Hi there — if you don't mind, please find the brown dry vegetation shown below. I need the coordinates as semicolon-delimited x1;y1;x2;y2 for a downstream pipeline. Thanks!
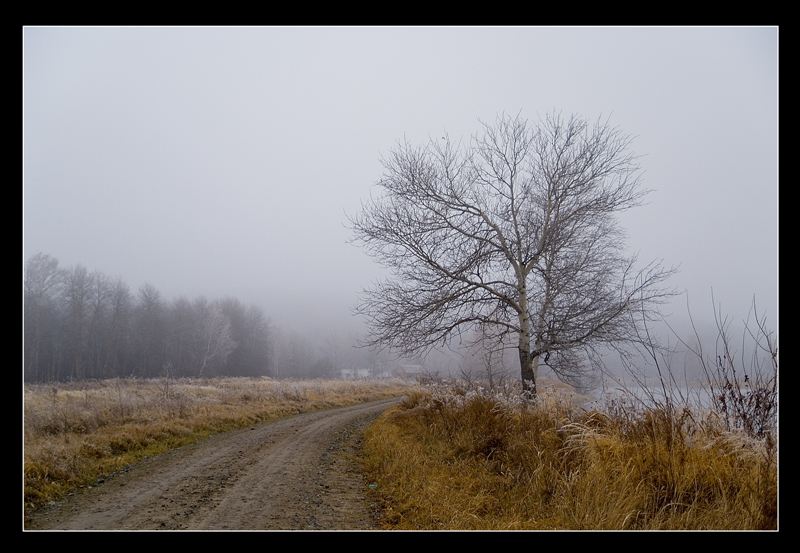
23;377;417;514
360;378;777;530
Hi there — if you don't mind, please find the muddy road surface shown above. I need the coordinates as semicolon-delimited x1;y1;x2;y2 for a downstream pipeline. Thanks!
26;397;400;531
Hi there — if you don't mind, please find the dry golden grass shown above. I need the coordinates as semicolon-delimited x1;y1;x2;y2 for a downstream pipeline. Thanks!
360;379;777;530
23;377;416;513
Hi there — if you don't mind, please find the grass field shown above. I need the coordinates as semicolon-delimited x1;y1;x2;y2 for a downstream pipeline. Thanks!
23;376;418;514
359;377;777;530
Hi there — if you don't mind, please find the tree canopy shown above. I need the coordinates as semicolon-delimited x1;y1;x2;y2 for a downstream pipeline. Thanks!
349;111;676;397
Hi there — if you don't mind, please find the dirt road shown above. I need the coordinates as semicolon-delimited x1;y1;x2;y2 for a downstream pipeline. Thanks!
26;397;399;531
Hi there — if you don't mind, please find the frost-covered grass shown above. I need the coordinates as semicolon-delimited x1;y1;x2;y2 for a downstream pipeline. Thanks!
23;377;417;514
361;376;777;530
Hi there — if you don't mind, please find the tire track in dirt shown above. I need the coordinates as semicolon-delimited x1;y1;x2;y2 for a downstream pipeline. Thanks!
25;397;399;531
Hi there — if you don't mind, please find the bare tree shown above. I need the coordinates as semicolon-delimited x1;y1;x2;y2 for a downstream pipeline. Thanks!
132;282;167;378
105;276;132;377
195;297;236;378
348;112;675;398
23;253;64;381
216;298;269;377
61;264;94;381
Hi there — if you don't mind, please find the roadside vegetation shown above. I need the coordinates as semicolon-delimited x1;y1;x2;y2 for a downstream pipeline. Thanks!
23;377;417;514
360;302;778;531
361;377;776;530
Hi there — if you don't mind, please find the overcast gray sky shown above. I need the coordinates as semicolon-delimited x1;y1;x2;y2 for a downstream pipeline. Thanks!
23;26;778;339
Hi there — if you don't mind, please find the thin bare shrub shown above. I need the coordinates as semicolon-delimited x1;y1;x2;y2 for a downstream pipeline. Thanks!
687;296;777;441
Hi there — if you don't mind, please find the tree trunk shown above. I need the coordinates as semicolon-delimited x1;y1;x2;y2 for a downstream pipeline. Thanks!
517;283;537;398
519;345;537;398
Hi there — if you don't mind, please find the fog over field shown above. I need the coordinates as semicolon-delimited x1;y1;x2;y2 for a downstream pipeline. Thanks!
23;26;778;353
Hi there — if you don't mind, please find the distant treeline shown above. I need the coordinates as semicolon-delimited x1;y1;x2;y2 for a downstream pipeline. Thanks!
23;252;276;382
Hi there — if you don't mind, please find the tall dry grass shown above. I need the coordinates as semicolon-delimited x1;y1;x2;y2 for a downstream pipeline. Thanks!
23;377;415;514
360;378;777;530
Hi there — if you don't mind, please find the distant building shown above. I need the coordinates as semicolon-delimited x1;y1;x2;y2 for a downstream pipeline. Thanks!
338;364;394;379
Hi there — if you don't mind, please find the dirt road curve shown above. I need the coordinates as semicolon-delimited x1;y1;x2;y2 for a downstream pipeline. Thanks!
26;398;400;531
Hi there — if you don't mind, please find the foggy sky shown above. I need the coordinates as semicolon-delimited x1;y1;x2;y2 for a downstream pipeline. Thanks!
23;26;778;340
